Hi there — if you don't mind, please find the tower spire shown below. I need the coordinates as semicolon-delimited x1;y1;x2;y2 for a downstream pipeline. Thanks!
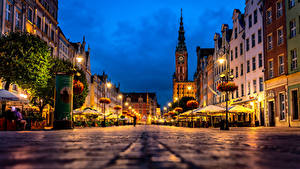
176;8;186;52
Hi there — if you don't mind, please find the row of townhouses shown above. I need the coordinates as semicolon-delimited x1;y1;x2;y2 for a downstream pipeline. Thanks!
0;0;135;124
194;0;300;127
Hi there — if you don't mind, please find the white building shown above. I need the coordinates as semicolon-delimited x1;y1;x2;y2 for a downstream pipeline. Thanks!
244;0;265;126
230;9;246;104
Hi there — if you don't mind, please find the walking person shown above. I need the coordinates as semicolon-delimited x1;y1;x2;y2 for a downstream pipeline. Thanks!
133;116;137;127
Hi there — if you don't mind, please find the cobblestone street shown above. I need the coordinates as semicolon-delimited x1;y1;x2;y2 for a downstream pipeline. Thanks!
1;126;300;169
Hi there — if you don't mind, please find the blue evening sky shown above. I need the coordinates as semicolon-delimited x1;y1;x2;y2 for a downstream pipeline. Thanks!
58;0;244;107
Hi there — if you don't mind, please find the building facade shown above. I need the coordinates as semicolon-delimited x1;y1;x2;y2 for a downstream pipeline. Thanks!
286;0;300;127
173;9;195;102
263;0;288;127
244;0;265;126
229;9;246;107
123;93;158;124
194;47;214;107
213;24;232;105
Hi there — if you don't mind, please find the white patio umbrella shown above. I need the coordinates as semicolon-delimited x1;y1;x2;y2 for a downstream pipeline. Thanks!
179;110;193;117
0;89;21;101
197;105;226;113
229;105;254;113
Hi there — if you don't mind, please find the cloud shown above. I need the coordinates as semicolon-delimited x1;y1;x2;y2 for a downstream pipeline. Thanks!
58;0;244;106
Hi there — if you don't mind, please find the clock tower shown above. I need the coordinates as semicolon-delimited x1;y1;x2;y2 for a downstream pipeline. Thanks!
172;9;196;102
175;9;188;82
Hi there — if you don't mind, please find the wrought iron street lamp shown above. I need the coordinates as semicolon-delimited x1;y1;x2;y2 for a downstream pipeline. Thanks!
217;58;234;130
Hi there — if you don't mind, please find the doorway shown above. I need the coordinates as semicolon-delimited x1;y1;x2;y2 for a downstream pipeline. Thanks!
269;101;275;126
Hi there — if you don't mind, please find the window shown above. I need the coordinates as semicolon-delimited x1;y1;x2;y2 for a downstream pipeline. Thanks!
277;28;283;45
267;8;272;24
259;77;264;92
259;53;263;68
279;55;284;74
291;49;298;71
236;67;238;78
254;9;258;24
258;29;262;43
290;19;296;38
253;79;257;93
235;47;238;58
241;64;244;76
28;8;33;22
248;82;251;95
279;93;285;120
240;43;243;55
267;34;273;50
16;11;22;29
277;1;283;18
44;24;48;35
252;57;256;71
292;90;299;120
251;34;255;48
289;0;295;8
51;30;55;41
231;50;233;61
5;3;12;22
247;60;250;73
249;14;252;28
246;38;250;51
241;84;244;96
37;16;42;29
236;89;239;98
235;28;237;39
269;60;274;78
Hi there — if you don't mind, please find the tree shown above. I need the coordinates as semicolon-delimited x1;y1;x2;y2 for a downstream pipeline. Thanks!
171;97;195;113
0;32;52;112
73;68;89;110
30;58;89;113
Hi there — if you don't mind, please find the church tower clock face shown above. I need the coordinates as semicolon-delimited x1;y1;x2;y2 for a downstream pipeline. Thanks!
178;56;184;63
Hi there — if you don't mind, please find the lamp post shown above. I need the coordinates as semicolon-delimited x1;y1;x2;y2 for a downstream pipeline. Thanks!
218;58;234;130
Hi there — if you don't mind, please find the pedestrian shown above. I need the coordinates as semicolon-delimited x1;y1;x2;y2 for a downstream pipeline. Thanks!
15;108;26;130
133;116;137;127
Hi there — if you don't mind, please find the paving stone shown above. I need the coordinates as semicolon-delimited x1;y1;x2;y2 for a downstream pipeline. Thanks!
1;126;300;168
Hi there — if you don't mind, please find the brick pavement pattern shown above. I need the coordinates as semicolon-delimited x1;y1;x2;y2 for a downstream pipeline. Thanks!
1;126;300;169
